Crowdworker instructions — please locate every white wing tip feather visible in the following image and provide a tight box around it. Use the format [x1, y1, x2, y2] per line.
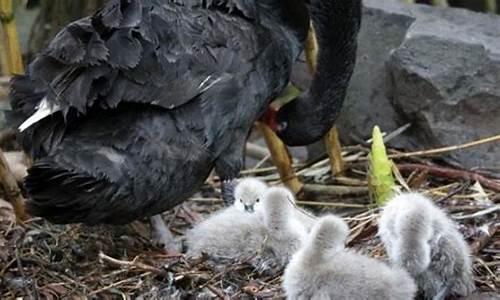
[18, 98, 61, 132]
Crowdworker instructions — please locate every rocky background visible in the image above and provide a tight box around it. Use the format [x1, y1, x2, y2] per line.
[293, 0, 500, 172]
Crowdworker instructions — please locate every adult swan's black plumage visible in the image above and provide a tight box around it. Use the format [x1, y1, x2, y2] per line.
[9, 0, 360, 232]
[10, 0, 309, 225]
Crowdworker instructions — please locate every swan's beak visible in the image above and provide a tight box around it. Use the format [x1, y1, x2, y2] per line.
[259, 106, 279, 132]
[244, 204, 254, 213]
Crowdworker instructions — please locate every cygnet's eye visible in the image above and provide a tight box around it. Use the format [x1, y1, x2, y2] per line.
[255, 198, 260, 203]
[239, 199, 243, 203]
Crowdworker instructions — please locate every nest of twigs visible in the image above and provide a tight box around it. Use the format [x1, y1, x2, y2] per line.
[0, 133, 499, 299]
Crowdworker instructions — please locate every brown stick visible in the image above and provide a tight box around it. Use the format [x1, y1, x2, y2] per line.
[470, 224, 498, 256]
[431, 0, 449, 6]
[389, 134, 500, 160]
[397, 164, 500, 192]
[436, 181, 471, 203]
[246, 142, 270, 160]
[89, 272, 152, 296]
[206, 284, 228, 299]
[257, 123, 303, 194]
[325, 126, 346, 176]
[98, 252, 167, 276]
[0, 0, 25, 74]
[300, 183, 368, 199]
[0, 147, 26, 221]
[296, 200, 368, 208]
[0, 21, 9, 76]
[331, 176, 367, 186]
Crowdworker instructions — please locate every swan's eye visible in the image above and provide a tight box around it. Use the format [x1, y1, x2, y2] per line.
[255, 198, 260, 203]
[240, 199, 243, 203]
[277, 121, 287, 132]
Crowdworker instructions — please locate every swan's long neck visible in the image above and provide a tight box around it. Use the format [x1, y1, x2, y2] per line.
[277, 0, 362, 146]
[309, 0, 361, 118]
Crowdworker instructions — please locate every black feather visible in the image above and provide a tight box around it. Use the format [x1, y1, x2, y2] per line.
[85, 33, 109, 65]
[106, 28, 142, 69]
[12, 0, 311, 224]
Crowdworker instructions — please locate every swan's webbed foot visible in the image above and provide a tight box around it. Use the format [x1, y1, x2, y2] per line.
[150, 214, 182, 253]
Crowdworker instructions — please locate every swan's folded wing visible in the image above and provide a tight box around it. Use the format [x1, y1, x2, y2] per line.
[23, 0, 261, 117]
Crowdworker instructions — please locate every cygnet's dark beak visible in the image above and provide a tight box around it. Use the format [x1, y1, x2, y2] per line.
[244, 204, 254, 213]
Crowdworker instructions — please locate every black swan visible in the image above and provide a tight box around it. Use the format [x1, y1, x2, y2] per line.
[379, 193, 476, 300]
[9, 0, 307, 219]
[8, 0, 357, 248]
[283, 215, 417, 300]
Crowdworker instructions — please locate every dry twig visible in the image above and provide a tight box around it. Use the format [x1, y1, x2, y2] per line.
[398, 164, 500, 192]
[325, 127, 346, 176]
[300, 183, 368, 198]
[0, 148, 26, 221]
[389, 134, 500, 160]
[470, 224, 498, 256]
[0, 0, 24, 74]
[98, 252, 167, 276]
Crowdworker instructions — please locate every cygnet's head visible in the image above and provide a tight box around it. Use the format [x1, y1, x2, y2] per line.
[233, 178, 268, 213]
[262, 187, 295, 229]
[308, 215, 349, 252]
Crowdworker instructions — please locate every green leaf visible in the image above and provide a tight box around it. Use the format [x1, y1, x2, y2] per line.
[368, 126, 396, 206]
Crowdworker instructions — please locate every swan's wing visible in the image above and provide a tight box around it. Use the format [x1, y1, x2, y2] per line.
[22, 0, 261, 119]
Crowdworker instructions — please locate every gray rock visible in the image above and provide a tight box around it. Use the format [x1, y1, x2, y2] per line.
[386, 0, 500, 170]
[336, 1, 414, 145]
[294, 0, 500, 171]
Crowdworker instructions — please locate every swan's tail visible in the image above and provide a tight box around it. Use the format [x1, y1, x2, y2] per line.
[24, 105, 213, 224]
